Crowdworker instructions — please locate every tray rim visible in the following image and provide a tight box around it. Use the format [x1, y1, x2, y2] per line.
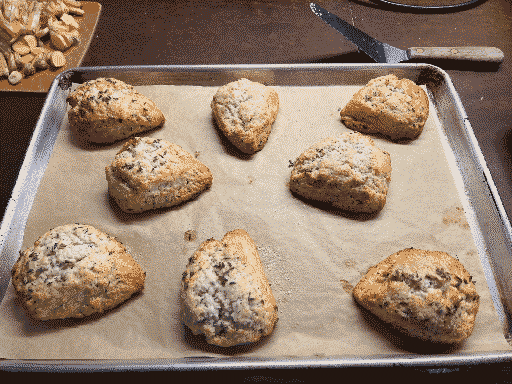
[1, 63, 512, 370]
[2, 351, 512, 372]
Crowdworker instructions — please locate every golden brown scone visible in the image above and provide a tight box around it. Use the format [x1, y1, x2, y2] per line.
[289, 132, 391, 213]
[11, 224, 146, 320]
[353, 248, 480, 343]
[181, 229, 278, 347]
[106, 137, 213, 213]
[340, 74, 429, 141]
[67, 78, 165, 143]
[211, 78, 279, 154]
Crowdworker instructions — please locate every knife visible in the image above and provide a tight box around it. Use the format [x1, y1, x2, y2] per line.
[310, 3, 504, 63]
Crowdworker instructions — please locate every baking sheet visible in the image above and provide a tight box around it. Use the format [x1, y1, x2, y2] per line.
[0, 73, 510, 360]
[0, 2, 101, 93]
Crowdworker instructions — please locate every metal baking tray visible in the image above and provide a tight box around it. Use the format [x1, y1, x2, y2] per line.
[1, 64, 512, 372]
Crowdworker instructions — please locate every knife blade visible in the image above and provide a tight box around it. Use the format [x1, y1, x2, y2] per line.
[310, 3, 504, 63]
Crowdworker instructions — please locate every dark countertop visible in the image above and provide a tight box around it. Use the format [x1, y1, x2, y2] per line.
[1, 0, 512, 380]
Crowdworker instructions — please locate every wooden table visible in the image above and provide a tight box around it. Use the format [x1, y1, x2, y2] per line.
[1, 0, 512, 380]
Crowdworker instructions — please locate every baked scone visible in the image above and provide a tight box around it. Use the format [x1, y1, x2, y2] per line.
[106, 137, 213, 213]
[289, 132, 391, 213]
[181, 229, 278, 347]
[340, 74, 429, 141]
[353, 248, 480, 343]
[11, 224, 146, 320]
[211, 78, 279, 154]
[67, 78, 165, 143]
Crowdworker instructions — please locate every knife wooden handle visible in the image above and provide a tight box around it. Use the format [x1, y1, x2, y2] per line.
[407, 47, 504, 63]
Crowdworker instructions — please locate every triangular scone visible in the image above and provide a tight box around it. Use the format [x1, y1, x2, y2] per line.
[353, 248, 480, 343]
[11, 224, 146, 320]
[289, 132, 391, 213]
[106, 137, 213, 213]
[181, 229, 278, 347]
[67, 78, 165, 144]
[211, 78, 279, 154]
[340, 75, 429, 141]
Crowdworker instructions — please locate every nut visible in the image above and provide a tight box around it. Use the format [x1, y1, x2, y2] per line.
[8, 71, 23, 85]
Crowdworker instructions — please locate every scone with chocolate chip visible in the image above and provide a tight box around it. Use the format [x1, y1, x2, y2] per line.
[353, 248, 480, 343]
[11, 224, 146, 320]
[289, 132, 391, 213]
[67, 78, 165, 143]
[340, 74, 429, 141]
[106, 137, 213, 213]
[211, 78, 279, 154]
[181, 229, 278, 347]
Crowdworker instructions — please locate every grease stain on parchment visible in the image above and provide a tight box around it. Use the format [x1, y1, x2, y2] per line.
[442, 206, 470, 229]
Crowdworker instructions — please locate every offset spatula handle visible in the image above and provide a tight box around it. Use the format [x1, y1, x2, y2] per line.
[407, 47, 504, 63]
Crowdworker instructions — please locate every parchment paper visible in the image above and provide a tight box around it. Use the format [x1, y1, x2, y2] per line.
[0, 83, 510, 359]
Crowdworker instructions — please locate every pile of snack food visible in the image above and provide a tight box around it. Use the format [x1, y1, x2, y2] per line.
[0, 0, 84, 85]
[10, 75, 480, 348]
